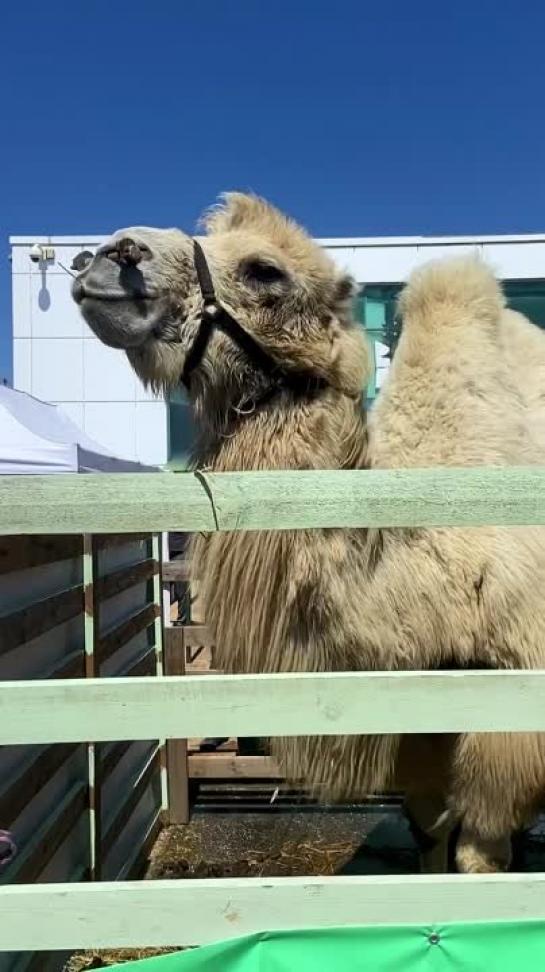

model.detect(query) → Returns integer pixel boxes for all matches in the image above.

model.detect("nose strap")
[193,239,216,306]
[180,309,215,387]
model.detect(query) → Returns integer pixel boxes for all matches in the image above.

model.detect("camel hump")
[398,255,505,331]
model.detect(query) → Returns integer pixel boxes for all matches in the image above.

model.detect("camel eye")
[240,259,288,286]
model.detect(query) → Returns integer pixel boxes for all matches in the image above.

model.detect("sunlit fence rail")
[1,467,545,953]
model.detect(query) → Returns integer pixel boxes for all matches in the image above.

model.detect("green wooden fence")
[1,467,545,953]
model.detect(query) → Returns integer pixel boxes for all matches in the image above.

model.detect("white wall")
[320,235,545,283]
[11,241,167,466]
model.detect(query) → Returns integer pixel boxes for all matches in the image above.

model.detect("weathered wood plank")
[182,625,214,650]
[4,873,545,950]
[163,625,184,656]
[4,670,545,745]
[189,754,280,779]
[93,534,152,550]
[3,467,545,535]
[95,558,158,602]
[97,604,160,664]
[0,474,213,535]
[0,535,82,574]
[164,624,189,825]
[186,668,220,676]
[165,625,215,669]
[0,585,83,655]
[161,559,191,583]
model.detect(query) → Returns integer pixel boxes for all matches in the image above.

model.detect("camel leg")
[404,793,455,873]
[456,827,512,873]
[398,735,455,873]
[450,732,545,873]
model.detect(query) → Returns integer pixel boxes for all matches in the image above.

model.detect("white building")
[11,233,545,467]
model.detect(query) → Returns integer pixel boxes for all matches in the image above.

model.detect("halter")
[181,240,329,409]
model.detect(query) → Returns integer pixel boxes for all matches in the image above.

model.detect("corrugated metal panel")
[93,534,163,881]
[0,533,164,968]
[0,536,89,972]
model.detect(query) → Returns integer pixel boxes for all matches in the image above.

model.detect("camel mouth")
[84,292,157,303]
[72,279,159,304]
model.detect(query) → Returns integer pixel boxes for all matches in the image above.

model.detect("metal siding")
[483,241,545,278]
[0,533,164,965]
[83,339,137,402]
[0,539,89,972]
[31,339,83,403]
[412,243,483,265]
[11,277,31,339]
[30,274,84,339]
[0,618,83,680]
[12,341,31,394]
[82,402,136,460]
[333,244,419,282]
[94,536,163,882]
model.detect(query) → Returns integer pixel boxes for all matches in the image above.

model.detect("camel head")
[72,193,368,432]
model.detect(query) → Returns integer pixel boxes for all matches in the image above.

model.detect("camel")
[72,193,545,874]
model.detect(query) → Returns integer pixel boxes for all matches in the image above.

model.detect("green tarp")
[109,921,545,970]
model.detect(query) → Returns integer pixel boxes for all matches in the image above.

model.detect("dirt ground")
[64,800,545,969]
[65,800,412,969]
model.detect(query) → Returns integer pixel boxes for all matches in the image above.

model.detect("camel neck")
[194,388,368,473]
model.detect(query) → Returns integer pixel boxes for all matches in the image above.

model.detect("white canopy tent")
[0,385,159,474]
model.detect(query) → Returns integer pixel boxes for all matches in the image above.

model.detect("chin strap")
[181,240,329,407]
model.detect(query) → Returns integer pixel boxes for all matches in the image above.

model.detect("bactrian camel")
[72,193,545,874]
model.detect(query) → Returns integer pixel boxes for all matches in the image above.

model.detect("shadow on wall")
[38,266,51,311]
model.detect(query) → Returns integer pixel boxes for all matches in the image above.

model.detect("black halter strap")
[181,240,329,404]
[193,237,216,305]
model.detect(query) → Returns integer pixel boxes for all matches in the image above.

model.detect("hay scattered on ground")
[65,806,408,968]
[148,828,357,880]
[65,948,182,969]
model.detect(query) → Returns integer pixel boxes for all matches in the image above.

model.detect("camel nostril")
[116,237,144,266]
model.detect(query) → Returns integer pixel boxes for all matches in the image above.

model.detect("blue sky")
[2,0,545,380]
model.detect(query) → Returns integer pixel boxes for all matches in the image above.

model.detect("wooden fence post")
[164,629,189,824]
[161,538,190,825]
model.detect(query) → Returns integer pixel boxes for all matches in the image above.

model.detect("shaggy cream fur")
[73,194,545,874]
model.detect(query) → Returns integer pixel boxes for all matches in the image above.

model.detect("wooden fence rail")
[2,467,545,953]
[2,670,545,745]
[3,467,545,534]
[4,874,545,951]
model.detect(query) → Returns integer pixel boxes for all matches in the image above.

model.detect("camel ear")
[335,274,356,304]
[331,274,358,331]
[335,274,358,317]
